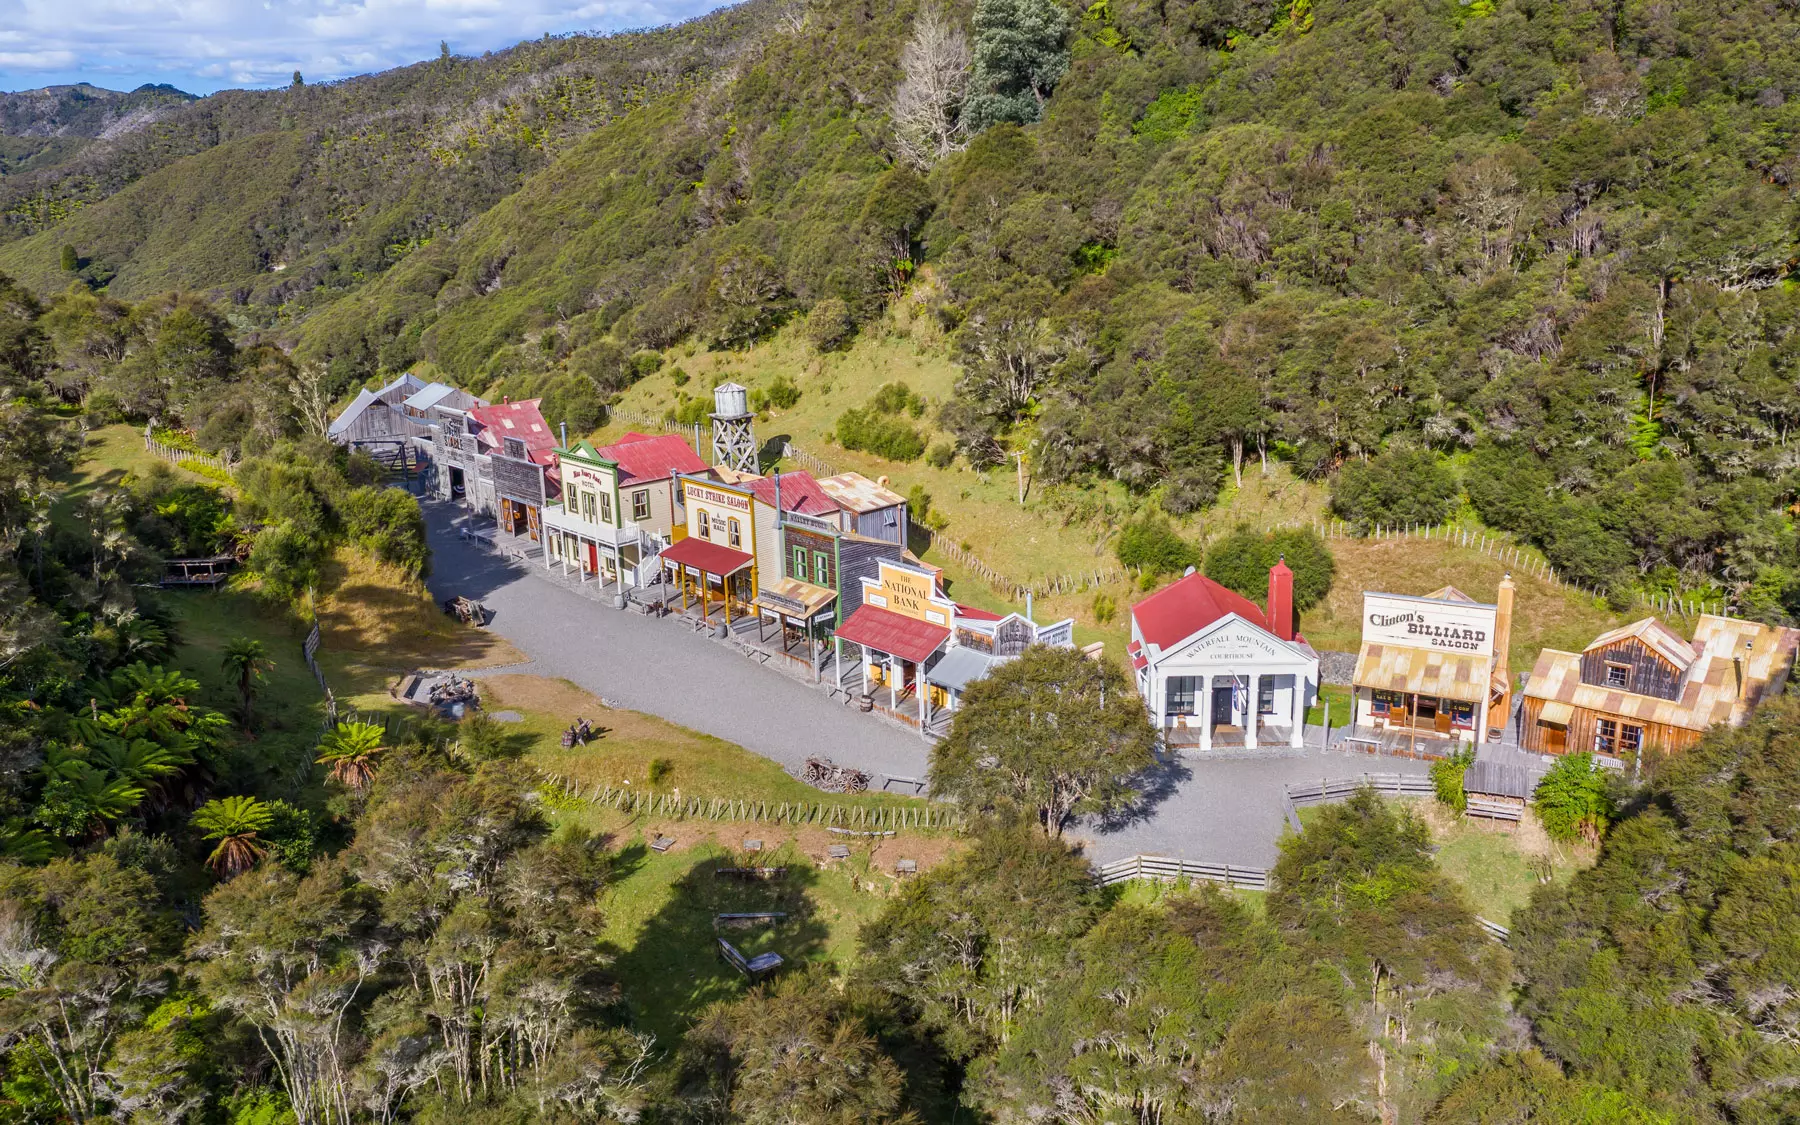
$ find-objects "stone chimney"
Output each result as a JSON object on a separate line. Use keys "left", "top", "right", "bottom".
{"left": 1267, "top": 557, "right": 1294, "bottom": 642}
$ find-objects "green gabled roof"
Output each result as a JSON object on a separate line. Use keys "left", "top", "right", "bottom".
{"left": 555, "top": 440, "right": 610, "bottom": 465}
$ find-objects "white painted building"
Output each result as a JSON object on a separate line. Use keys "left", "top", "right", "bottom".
{"left": 1128, "top": 563, "right": 1319, "bottom": 750}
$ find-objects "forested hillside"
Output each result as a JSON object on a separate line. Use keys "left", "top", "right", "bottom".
{"left": 7, "top": 0, "right": 1800, "bottom": 613}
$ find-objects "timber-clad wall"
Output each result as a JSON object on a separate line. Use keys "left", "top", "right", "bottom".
{"left": 1519, "top": 695, "right": 1701, "bottom": 757}
{"left": 1579, "top": 638, "right": 1684, "bottom": 701}
{"left": 836, "top": 537, "right": 904, "bottom": 623}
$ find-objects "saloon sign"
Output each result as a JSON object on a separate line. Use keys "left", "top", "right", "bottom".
{"left": 1362, "top": 592, "right": 1496, "bottom": 657}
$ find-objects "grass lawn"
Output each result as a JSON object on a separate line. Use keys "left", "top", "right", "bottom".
{"left": 486, "top": 674, "right": 931, "bottom": 811}
{"left": 591, "top": 832, "right": 915, "bottom": 1046}
{"left": 1299, "top": 534, "right": 1626, "bottom": 676}
{"left": 1295, "top": 797, "right": 1595, "bottom": 925}
{"left": 50, "top": 423, "right": 212, "bottom": 533}
{"left": 1305, "top": 683, "right": 1354, "bottom": 730}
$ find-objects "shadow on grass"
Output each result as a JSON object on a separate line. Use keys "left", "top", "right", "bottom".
{"left": 603, "top": 839, "right": 835, "bottom": 1046}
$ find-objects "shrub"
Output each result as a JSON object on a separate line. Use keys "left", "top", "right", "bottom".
{"left": 907, "top": 484, "right": 949, "bottom": 531}
{"left": 671, "top": 395, "right": 710, "bottom": 426}
{"left": 1533, "top": 753, "right": 1614, "bottom": 844}
{"left": 1092, "top": 591, "right": 1116, "bottom": 625}
{"left": 751, "top": 376, "right": 801, "bottom": 413}
{"left": 648, "top": 757, "right": 674, "bottom": 785}
{"left": 1330, "top": 448, "right": 1459, "bottom": 532}
{"left": 1202, "top": 525, "right": 1336, "bottom": 613}
{"left": 870, "top": 381, "right": 927, "bottom": 417}
{"left": 1160, "top": 463, "right": 1223, "bottom": 516}
{"left": 926, "top": 441, "right": 956, "bottom": 469}
{"left": 836, "top": 408, "right": 927, "bottom": 462}
{"left": 338, "top": 486, "right": 430, "bottom": 576}
{"left": 1115, "top": 515, "right": 1199, "bottom": 577}
{"left": 805, "top": 298, "right": 856, "bottom": 352}
{"left": 629, "top": 350, "right": 663, "bottom": 380}
{"left": 1430, "top": 747, "right": 1475, "bottom": 813}
{"left": 670, "top": 366, "right": 690, "bottom": 387}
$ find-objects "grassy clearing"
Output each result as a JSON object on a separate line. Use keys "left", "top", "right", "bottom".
{"left": 50, "top": 423, "right": 211, "bottom": 533}
{"left": 590, "top": 830, "right": 942, "bottom": 1045}
{"left": 1305, "top": 683, "right": 1354, "bottom": 730}
{"left": 1299, "top": 535, "right": 1625, "bottom": 674}
{"left": 1295, "top": 797, "right": 1595, "bottom": 925}
{"left": 486, "top": 674, "right": 928, "bottom": 811}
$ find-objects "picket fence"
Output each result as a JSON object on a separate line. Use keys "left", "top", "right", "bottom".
{"left": 565, "top": 782, "right": 962, "bottom": 830}
{"left": 1094, "top": 854, "right": 1270, "bottom": 891}
{"left": 144, "top": 436, "right": 232, "bottom": 473}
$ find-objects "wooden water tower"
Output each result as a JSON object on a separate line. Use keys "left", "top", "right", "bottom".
{"left": 710, "top": 382, "right": 756, "bottom": 473}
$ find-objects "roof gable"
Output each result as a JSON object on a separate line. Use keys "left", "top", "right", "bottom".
{"left": 1584, "top": 617, "right": 1697, "bottom": 671}
{"left": 598, "top": 432, "right": 708, "bottom": 485}
{"left": 1131, "top": 570, "right": 1267, "bottom": 651}
{"left": 1162, "top": 614, "right": 1307, "bottom": 665}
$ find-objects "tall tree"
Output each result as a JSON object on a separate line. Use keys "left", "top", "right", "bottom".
{"left": 931, "top": 645, "right": 1156, "bottom": 837}
{"left": 962, "top": 0, "right": 1071, "bottom": 131}
{"left": 219, "top": 637, "right": 272, "bottom": 731}
{"left": 892, "top": 5, "right": 971, "bottom": 168}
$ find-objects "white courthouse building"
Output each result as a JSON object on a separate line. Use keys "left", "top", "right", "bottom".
{"left": 1128, "top": 562, "right": 1319, "bottom": 750}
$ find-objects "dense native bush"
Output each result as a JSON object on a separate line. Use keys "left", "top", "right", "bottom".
{"left": 836, "top": 406, "right": 928, "bottom": 461}
{"left": 1114, "top": 513, "right": 1198, "bottom": 577}
{"left": 1330, "top": 448, "right": 1460, "bottom": 532}
{"left": 1202, "top": 524, "right": 1336, "bottom": 613}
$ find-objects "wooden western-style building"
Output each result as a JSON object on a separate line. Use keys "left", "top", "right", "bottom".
{"left": 665, "top": 474, "right": 761, "bottom": 624}
{"left": 1129, "top": 562, "right": 1319, "bottom": 751}
{"left": 1351, "top": 578, "right": 1516, "bottom": 750}
{"left": 328, "top": 372, "right": 425, "bottom": 446}
{"left": 1520, "top": 614, "right": 1800, "bottom": 760}
{"left": 467, "top": 399, "right": 557, "bottom": 536}
{"left": 831, "top": 558, "right": 1073, "bottom": 737}
{"left": 544, "top": 433, "right": 709, "bottom": 586}
{"left": 815, "top": 472, "right": 909, "bottom": 545}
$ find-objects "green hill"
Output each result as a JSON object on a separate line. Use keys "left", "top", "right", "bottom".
{"left": 6, "top": 0, "right": 1800, "bottom": 613}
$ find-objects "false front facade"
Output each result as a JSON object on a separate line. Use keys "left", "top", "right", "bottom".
{"left": 1520, "top": 614, "right": 1799, "bottom": 760}
{"left": 1129, "top": 563, "right": 1318, "bottom": 750}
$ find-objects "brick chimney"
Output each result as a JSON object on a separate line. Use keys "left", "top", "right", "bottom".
{"left": 1267, "top": 557, "right": 1294, "bottom": 641}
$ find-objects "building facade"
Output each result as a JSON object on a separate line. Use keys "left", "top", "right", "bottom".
{"left": 1520, "top": 614, "right": 1800, "bottom": 760}
{"left": 543, "top": 434, "right": 708, "bottom": 585}
{"left": 1350, "top": 580, "right": 1515, "bottom": 748}
{"left": 1129, "top": 563, "right": 1319, "bottom": 750}
{"left": 816, "top": 473, "right": 909, "bottom": 545}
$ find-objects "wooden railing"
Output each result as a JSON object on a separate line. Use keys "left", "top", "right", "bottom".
{"left": 559, "top": 781, "right": 962, "bottom": 830}
{"left": 1094, "top": 854, "right": 1270, "bottom": 891}
{"left": 1284, "top": 774, "right": 1435, "bottom": 806}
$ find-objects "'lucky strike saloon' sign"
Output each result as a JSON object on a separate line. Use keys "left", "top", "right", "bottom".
{"left": 1361, "top": 593, "right": 1497, "bottom": 657}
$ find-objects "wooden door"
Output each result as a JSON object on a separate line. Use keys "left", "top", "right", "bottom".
{"left": 1545, "top": 724, "right": 1567, "bottom": 754}
{"left": 527, "top": 505, "right": 540, "bottom": 541}
{"left": 586, "top": 543, "right": 599, "bottom": 573}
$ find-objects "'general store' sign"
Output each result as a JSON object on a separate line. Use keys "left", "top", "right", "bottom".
{"left": 1362, "top": 593, "right": 1497, "bottom": 657}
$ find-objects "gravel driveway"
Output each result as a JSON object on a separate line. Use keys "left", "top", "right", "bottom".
{"left": 424, "top": 504, "right": 1429, "bottom": 869}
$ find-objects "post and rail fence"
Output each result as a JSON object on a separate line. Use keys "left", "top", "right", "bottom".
{"left": 558, "top": 781, "right": 963, "bottom": 831}
{"left": 1094, "top": 854, "right": 1270, "bottom": 891}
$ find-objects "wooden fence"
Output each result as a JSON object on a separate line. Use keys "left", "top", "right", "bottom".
{"left": 1094, "top": 854, "right": 1270, "bottom": 891}
{"left": 144, "top": 436, "right": 232, "bottom": 474}
{"left": 565, "top": 782, "right": 963, "bottom": 830}
{"left": 302, "top": 619, "right": 339, "bottom": 726}
{"left": 1475, "top": 916, "right": 1511, "bottom": 943}
{"left": 780, "top": 441, "right": 837, "bottom": 477}
{"left": 1285, "top": 774, "right": 1435, "bottom": 806}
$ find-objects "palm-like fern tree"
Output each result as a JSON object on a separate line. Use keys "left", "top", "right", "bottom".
{"left": 220, "top": 637, "right": 274, "bottom": 730}
{"left": 317, "top": 722, "right": 387, "bottom": 790}
{"left": 190, "top": 795, "right": 273, "bottom": 877}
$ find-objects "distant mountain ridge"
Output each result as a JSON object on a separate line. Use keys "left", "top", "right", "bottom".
{"left": 0, "top": 81, "right": 196, "bottom": 138}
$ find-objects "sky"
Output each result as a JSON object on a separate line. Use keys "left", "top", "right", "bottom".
{"left": 0, "top": 0, "right": 724, "bottom": 95}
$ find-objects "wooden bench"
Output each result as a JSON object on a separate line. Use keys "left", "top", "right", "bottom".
{"left": 827, "top": 827, "right": 895, "bottom": 838}
{"left": 827, "top": 844, "right": 850, "bottom": 860}
{"left": 895, "top": 859, "right": 917, "bottom": 876}
{"left": 881, "top": 774, "right": 929, "bottom": 793}
{"left": 715, "top": 866, "right": 786, "bottom": 881}
{"left": 650, "top": 836, "right": 676, "bottom": 853}
{"left": 742, "top": 839, "right": 763, "bottom": 852}
{"left": 717, "top": 938, "right": 783, "bottom": 978}
{"left": 715, "top": 912, "right": 787, "bottom": 926}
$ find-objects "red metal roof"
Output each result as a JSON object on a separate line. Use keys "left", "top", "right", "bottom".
{"left": 1130, "top": 570, "right": 1268, "bottom": 651}
{"left": 954, "top": 602, "right": 1002, "bottom": 622}
{"left": 660, "top": 536, "right": 754, "bottom": 575}
{"left": 748, "top": 471, "right": 841, "bottom": 518}
{"left": 598, "top": 432, "right": 709, "bottom": 486}
{"left": 468, "top": 399, "right": 557, "bottom": 453}
{"left": 834, "top": 605, "right": 950, "bottom": 663}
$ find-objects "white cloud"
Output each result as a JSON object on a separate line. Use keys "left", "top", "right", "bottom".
{"left": 1, "top": 0, "right": 722, "bottom": 94}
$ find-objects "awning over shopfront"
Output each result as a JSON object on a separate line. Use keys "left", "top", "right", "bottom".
{"left": 1353, "top": 643, "right": 1490, "bottom": 703}
{"left": 660, "top": 537, "right": 754, "bottom": 576}
{"left": 834, "top": 605, "right": 950, "bottom": 664}
{"left": 754, "top": 577, "right": 837, "bottom": 621}
{"left": 1537, "top": 699, "right": 1574, "bottom": 727}
{"left": 924, "top": 646, "right": 998, "bottom": 695}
